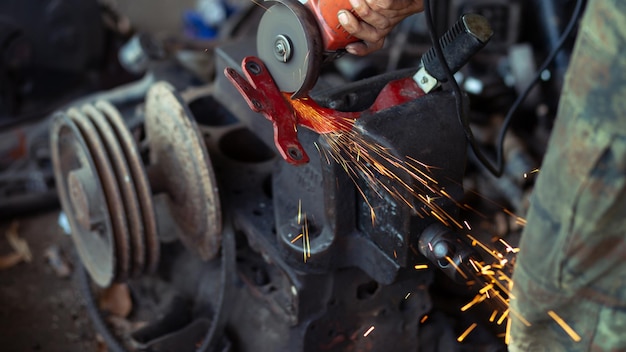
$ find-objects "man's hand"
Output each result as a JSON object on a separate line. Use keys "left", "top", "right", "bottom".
{"left": 338, "top": 0, "right": 424, "bottom": 56}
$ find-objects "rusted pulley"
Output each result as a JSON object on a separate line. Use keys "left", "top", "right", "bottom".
{"left": 51, "top": 82, "right": 222, "bottom": 287}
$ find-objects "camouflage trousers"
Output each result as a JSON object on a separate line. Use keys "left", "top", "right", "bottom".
{"left": 509, "top": 0, "right": 626, "bottom": 351}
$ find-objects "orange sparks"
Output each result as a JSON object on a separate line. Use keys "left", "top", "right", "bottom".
{"left": 304, "top": 215, "right": 311, "bottom": 261}
{"left": 457, "top": 323, "right": 477, "bottom": 342}
{"left": 505, "top": 316, "right": 512, "bottom": 345}
{"left": 467, "top": 235, "right": 504, "bottom": 262}
{"left": 498, "top": 238, "right": 520, "bottom": 253}
{"left": 497, "top": 309, "right": 509, "bottom": 325}
{"left": 287, "top": 95, "right": 466, "bottom": 228}
{"left": 547, "top": 310, "right": 581, "bottom": 342}
{"left": 291, "top": 233, "right": 303, "bottom": 243}
{"left": 479, "top": 283, "right": 494, "bottom": 294}
{"left": 503, "top": 208, "right": 527, "bottom": 226}
{"left": 489, "top": 310, "right": 498, "bottom": 322}
{"left": 363, "top": 326, "right": 375, "bottom": 337}
{"left": 420, "top": 315, "right": 429, "bottom": 324}
{"left": 510, "top": 308, "right": 531, "bottom": 327}
{"left": 461, "top": 294, "right": 487, "bottom": 312}
{"left": 414, "top": 264, "right": 429, "bottom": 270}
{"left": 405, "top": 292, "right": 411, "bottom": 299}
{"left": 445, "top": 256, "right": 468, "bottom": 280}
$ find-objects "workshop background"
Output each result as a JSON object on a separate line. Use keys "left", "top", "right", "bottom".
{"left": 0, "top": 0, "right": 581, "bottom": 351}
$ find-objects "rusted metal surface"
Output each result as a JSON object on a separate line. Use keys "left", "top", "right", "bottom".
{"left": 50, "top": 113, "right": 117, "bottom": 287}
{"left": 145, "top": 82, "right": 222, "bottom": 261}
{"left": 66, "top": 107, "right": 132, "bottom": 282}
{"left": 82, "top": 104, "right": 146, "bottom": 277}
{"left": 96, "top": 100, "right": 160, "bottom": 274}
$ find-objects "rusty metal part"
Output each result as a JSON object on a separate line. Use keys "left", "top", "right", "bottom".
{"left": 96, "top": 100, "right": 160, "bottom": 274}
{"left": 50, "top": 112, "right": 117, "bottom": 287}
{"left": 81, "top": 104, "right": 146, "bottom": 277}
{"left": 145, "top": 82, "right": 222, "bottom": 261}
{"left": 66, "top": 107, "right": 132, "bottom": 282}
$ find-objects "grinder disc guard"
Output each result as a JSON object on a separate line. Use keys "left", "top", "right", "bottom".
{"left": 256, "top": 0, "right": 322, "bottom": 98}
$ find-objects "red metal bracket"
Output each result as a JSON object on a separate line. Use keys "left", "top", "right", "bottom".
{"left": 224, "top": 56, "right": 426, "bottom": 165}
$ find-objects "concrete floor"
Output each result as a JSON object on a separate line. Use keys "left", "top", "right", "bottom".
{"left": 0, "top": 210, "right": 97, "bottom": 352}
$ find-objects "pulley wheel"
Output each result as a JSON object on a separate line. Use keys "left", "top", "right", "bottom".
{"left": 66, "top": 107, "right": 132, "bottom": 282}
{"left": 82, "top": 104, "right": 146, "bottom": 277}
{"left": 96, "top": 100, "right": 160, "bottom": 274}
{"left": 50, "top": 113, "right": 117, "bottom": 287}
{"left": 145, "top": 82, "right": 222, "bottom": 260}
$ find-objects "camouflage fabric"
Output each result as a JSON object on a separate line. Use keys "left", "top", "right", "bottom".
{"left": 509, "top": 0, "right": 626, "bottom": 351}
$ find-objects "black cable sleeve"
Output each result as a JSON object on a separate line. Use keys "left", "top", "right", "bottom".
{"left": 424, "top": 0, "right": 585, "bottom": 176}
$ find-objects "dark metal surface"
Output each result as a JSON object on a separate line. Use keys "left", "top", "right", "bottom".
{"left": 145, "top": 82, "right": 222, "bottom": 261}
{"left": 257, "top": 0, "right": 322, "bottom": 98}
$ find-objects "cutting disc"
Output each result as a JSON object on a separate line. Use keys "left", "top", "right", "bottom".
{"left": 257, "top": 0, "right": 322, "bottom": 98}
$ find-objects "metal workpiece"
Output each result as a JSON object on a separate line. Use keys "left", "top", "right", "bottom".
{"left": 265, "top": 87, "right": 467, "bottom": 284}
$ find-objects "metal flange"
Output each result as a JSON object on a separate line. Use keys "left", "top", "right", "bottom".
{"left": 144, "top": 82, "right": 222, "bottom": 261}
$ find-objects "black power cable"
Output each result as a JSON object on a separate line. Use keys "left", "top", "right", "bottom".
{"left": 423, "top": 0, "right": 586, "bottom": 176}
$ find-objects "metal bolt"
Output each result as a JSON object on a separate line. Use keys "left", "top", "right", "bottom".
{"left": 273, "top": 34, "right": 292, "bottom": 62}
{"left": 421, "top": 76, "right": 429, "bottom": 84}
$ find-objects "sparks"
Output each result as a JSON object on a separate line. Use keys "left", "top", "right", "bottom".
{"left": 461, "top": 294, "right": 487, "bottom": 312}
{"left": 547, "top": 310, "right": 581, "bottom": 342}
{"left": 287, "top": 95, "right": 467, "bottom": 228}
{"left": 290, "top": 233, "right": 303, "bottom": 243}
{"left": 523, "top": 168, "right": 540, "bottom": 178}
{"left": 505, "top": 316, "right": 512, "bottom": 344}
{"left": 420, "top": 315, "right": 429, "bottom": 324}
{"left": 363, "top": 326, "right": 375, "bottom": 337}
{"left": 249, "top": 0, "right": 271, "bottom": 11}
{"left": 445, "top": 256, "right": 468, "bottom": 280}
{"left": 497, "top": 309, "right": 510, "bottom": 325}
{"left": 489, "top": 310, "right": 498, "bottom": 322}
{"left": 414, "top": 264, "right": 429, "bottom": 270}
{"left": 457, "top": 323, "right": 477, "bottom": 342}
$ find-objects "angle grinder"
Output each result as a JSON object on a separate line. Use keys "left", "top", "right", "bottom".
{"left": 256, "top": 0, "right": 359, "bottom": 99}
